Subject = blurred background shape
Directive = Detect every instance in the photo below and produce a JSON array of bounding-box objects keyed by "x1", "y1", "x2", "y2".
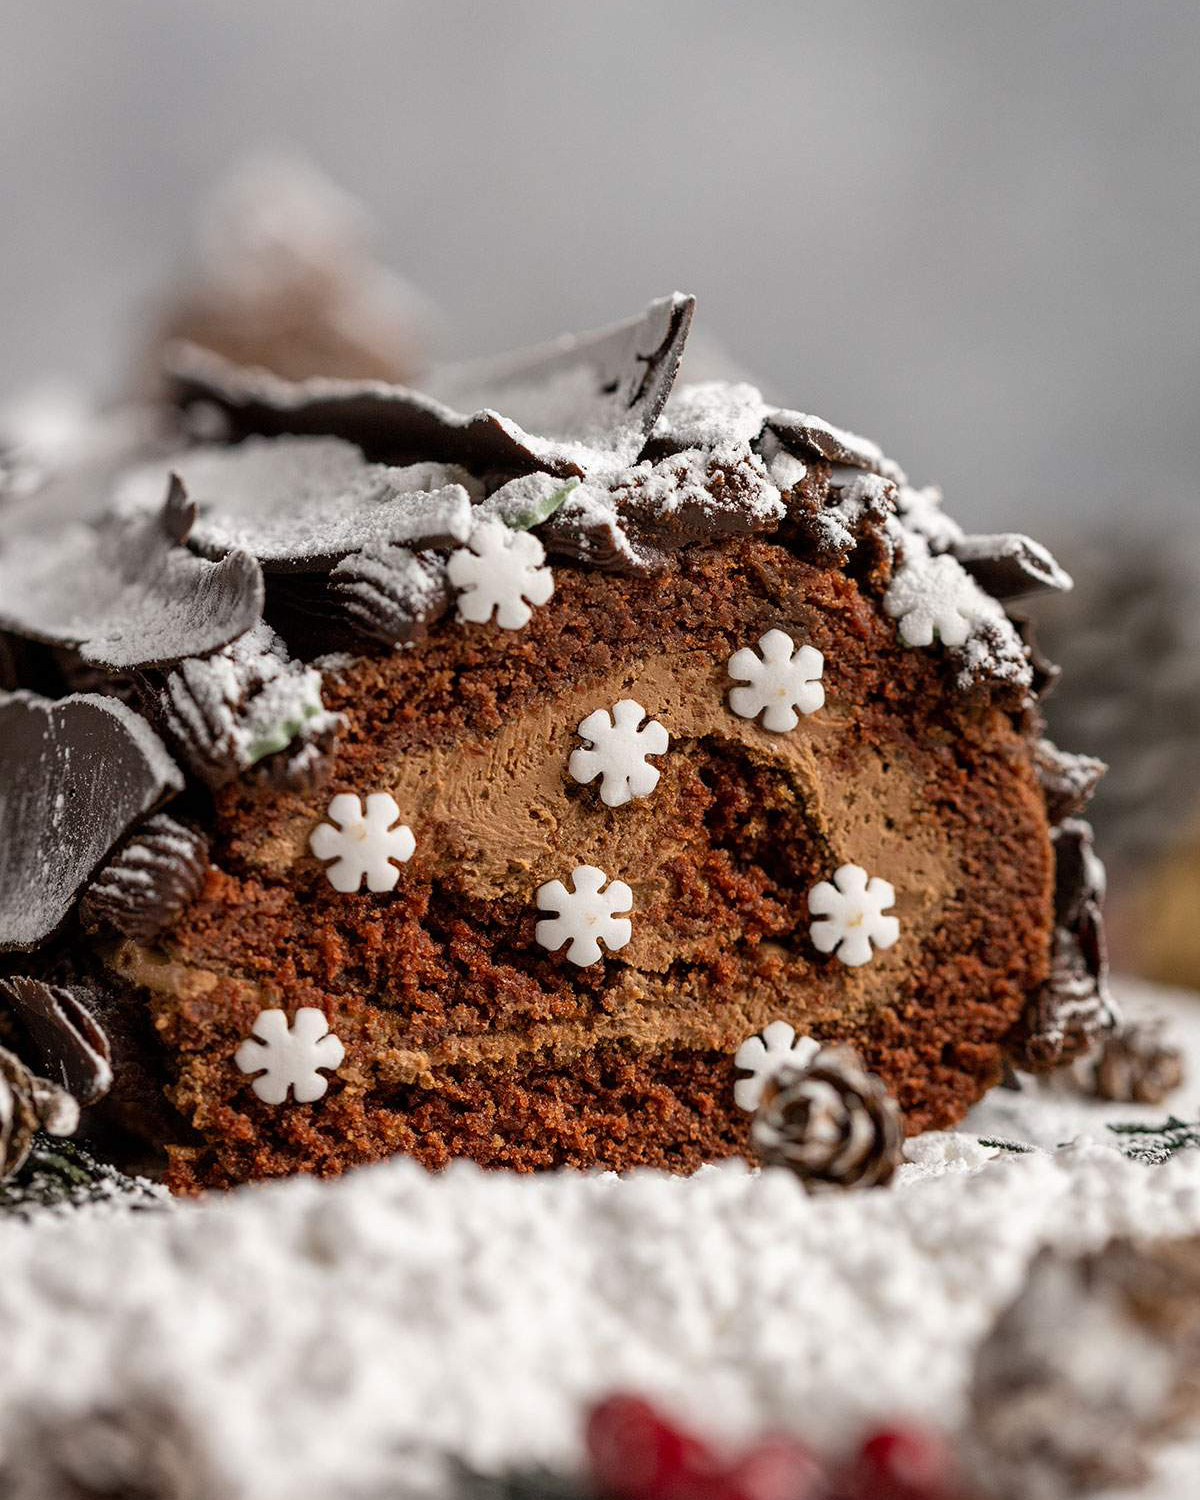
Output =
[{"x1": 1, "y1": 0, "x2": 1198, "y2": 984}]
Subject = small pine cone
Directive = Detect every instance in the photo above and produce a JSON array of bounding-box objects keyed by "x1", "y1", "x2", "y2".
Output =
[
  {"x1": 0, "y1": 1045, "x2": 79, "y2": 1182},
  {"x1": 80, "y1": 814, "x2": 210, "y2": 942},
  {"x1": 144, "y1": 621, "x2": 344, "y2": 790},
  {"x1": 751, "y1": 1045, "x2": 904, "y2": 1192},
  {"x1": 1089, "y1": 1024, "x2": 1185, "y2": 1105}
]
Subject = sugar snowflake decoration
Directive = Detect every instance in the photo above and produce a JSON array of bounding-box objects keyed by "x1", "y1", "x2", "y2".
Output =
[
  {"x1": 808, "y1": 864, "x2": 900, "y2": 967},
  {"x1": 569, "y1": 699, "x2": 670, "y2": 807},
  {"x1": 535, "y1": 864, "x2": 633, "y2": 967},
  {"x1": 733, "y1": 1020, "x2": 821, "y2": 1112},
  {"x1": 884, "y1": 547, "x2": 994, "y2": 648},
  {"x1": 308, "y1": 792, "x2": 415, "y2": 893},
  {"x1": 447, "y1": 518, "x2": 555, "y2": 629},
  {"x1": 234, "y1": 1007, "x2": 345, "y2": 1104},
  {"x1": 727, "y1": 629, "x2": 825, "y2": 732}
]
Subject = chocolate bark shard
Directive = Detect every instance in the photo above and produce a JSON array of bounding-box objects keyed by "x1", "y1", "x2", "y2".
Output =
[
  {"x1": 0, "y1": 477, "x2": 263, "y2": 670},
  {"x1": 119, "y1": 439, "x2": 476, "y2": 573},
  {"x1": 0, "y1": 691, "x2": 183, "y2": 952},
  {"x1": 1033, "y1": 738, "x2": 1106, "y2": 824},
  {"x1": 166, "y1": 294, "x2": 695, "y2": 479},
  {"x1": 329, "y1": 547, "x2": 451, "y2": 646},
  {"x1": 80, "y1": 813, "x2": 210, "y2": 943},
  {"x1": 954, "y1": 533, "x2": 1073, "y2": 601},
  {"x1": 0, "y1": 977, "x2": 113, "y2": 1105},
  {"x1": 1009, "y1": 818, "x2": 1117, "y2": 1070},
  {"x1": 765, "y1": 409, "x2": 906, "y2": 485},
  {"x1": 541, "y1": 449, "x2": 784, "y2": 575}
]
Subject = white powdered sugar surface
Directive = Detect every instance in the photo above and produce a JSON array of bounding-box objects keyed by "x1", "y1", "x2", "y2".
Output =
[{"x1": 1, "y1": 978, "x2": 1198, "y2": 1499}]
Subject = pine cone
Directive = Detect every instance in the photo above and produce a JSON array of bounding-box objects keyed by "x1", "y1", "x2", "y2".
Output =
[
  {"x1": 80, "y1": 813, "x2": 209, "y2": 942},
  {"x1": 966, "y1": 1237, "x2": 1200, "y2": 1499},
  {"x1": 751, "y1": 1045, "x2": 904, "y2": 1192},
  {"x1": 0, "y1": 975, "x2": 112, "y2": 1106},
  {"x1": 1088, "y1": 1024, "x2": 1185, "y2": 1105},
  {"x1": 0, "y1": 1045, "x2": 79, "y2": 1182},
  {"x1": 143, "y1": 621, "x2": 343, "y2": 790}
]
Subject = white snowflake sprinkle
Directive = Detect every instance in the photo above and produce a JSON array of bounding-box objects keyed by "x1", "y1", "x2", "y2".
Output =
[
  {"x1": 569, "y1": 699, "x2": 670, "y2": 807},
  {"x1": 309, "y1": 792, "x2": 415, "y2": 893},
  {"x1": 727, "y1": 629, "x2": 825, "y2": 732},
  {"x1": 808, "y1": 864, "x2": 900, "y2": 967},
  {"x1": 234, "y1": 1008, "x2": 345, "y2": 1105},
  {"x1": 447, "y1": 518, "x2": 554, "y2": 630},
  {"x1": 884, "y1": 544, "x2": 1000, "y2": 649},
  {"x1": 733, "y1": 1020, "x2": 821, "y2": 1112},
  {"x1": 535, "y1": 865, "x2": 633, "y2": 967}
]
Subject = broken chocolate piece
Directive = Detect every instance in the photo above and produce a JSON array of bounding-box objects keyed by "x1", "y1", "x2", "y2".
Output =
[
  {"x1": 0, "y1": 477, "x2": 263, "y2": 670},
  {"x1": 541, "y1": 449, "x2": 784, "y2": 575},
  {"x1": 765, "y1": 409, "x2": 906, "y2": 484},
  {"x1": 0, "y1": 977, "x2": 113, "y2": 1104},
  {"x1": 0, "y1": 691, "x2": 183, "y2": 951},
  {"x1": 1033, "y1": 738, "x2": 1106, "y2": 824},
  {"x1": 167, "y1": 294, "x2": 695, "y2": 479},
  {"x1": 954, "y1": 533, "x2": 1073, "y2": 601},
  {"x1": 120, "y1": 439, "x2": 476, "y2": 572},
  {"x1": 1008, "y1": 818, "x2": 1117, "y2": 1070},
  {"x1": 80, "y1": 814, "x2": 210, "y2": 942}
]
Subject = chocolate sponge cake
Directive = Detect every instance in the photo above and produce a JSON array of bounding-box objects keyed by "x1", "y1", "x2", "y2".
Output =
[{"x1": 0, "y1": 293, "x2": 1113, "y2": 1191}]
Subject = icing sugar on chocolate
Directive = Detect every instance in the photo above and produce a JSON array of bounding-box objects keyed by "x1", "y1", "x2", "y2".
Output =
[
  {"x1": 118, "y1": 439, "x2": 476, "y2": 572},
  {"x1": 0, "y1": 476, "x2": 262, "y2": 670},
  {"x1": 0, "y1": 691, "x2": 183, "y2": 951},
  {"x1": 148, "y1": 622, "x2": 342, "y2": 789},
  {"x1": 167, "y1": 294, "x2": 695, "y2": 479},
  {"x1": 954, "y1": 533, "x2": 1073, "y2": 601},
  {"x1": 80, "y1": 813, "x2": 210, "y2": 942}
]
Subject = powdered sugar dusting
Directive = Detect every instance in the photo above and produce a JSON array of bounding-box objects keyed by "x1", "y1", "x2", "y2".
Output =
[
  {"x1": 0, "y1": 980, "x2": 1195, "y2": 1498},
  {"x1": 885, "y1": 532, "x2": 1033, "y2": 691},
  {"x1": 653, "y1": 381, "x2": 770, "y2": 456},
  {"x1": 118, "y1": 438, "x2": 476, "y2": 569}
]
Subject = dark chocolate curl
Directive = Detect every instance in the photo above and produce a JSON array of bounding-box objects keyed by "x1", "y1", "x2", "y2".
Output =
[
  {"x1": 0, "y1": 977, "x2": 113, "y2": 1105},
  {"x1": 954, "y1": 533, "x2": 1073, "y2": 601},
  {"x1": 166, "y1": 294, "x2": 695, "y2": 479},
  {"x1": 0, "y1": 691, "x2": 183, "y2": 951}
]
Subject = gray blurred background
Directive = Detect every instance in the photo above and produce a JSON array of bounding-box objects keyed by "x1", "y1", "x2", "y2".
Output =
[{"x1": 0, "y1": 0, "x2": 1197, "y2": 533}]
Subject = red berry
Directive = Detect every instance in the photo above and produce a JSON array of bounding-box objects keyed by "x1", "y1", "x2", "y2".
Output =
[
  {"x1": 725, "y1": 1436, "x2": 825, "y2": 1500},
  {"x1": 586, "y1": 1395, "x2": 715, "y2": 1500},
  {"x1": 842, "y1": 1424, "x2": 957, "y2": 1500}
]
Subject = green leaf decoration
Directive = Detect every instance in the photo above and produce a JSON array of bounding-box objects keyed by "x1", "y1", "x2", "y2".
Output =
[
  {"x1": 246, "y1": 695, "x2": 326, "y2": 766},
  {"x1": 509, "y1": 478, "x2": 579, "y2": 531}
]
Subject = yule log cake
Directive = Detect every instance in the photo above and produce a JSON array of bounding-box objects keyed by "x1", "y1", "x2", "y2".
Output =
[{"x1": 0, "y1": 294, "x2": 1113, "y2": 1190}]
